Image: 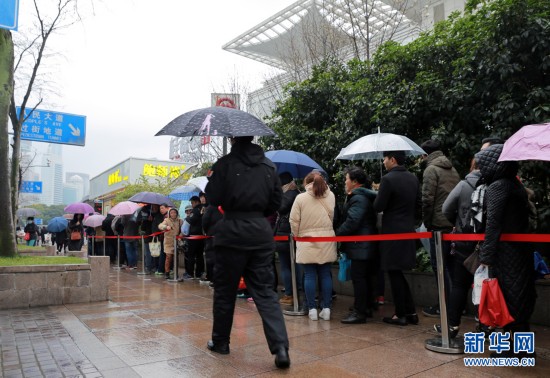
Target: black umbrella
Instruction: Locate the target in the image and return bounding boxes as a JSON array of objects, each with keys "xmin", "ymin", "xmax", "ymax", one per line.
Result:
[{"xmin": 155, "ymin": 106, "xmax": 276, "ymax": 138}]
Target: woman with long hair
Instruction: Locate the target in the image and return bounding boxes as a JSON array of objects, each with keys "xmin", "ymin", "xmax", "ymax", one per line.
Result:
[{"xmin": 290, "ymin": 171, "xmax": 337, "ymax": 321}]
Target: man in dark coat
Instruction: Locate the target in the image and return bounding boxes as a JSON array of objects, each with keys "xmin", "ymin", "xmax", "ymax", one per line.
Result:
[
  {"xmin": 152, "ymin": 204, "xmax": 170, "ymax": 275},
  {"xmin": 202, "ymin": 203, "xmax": 223, "ymax": 286},
  {"xmin": 420, "ymin": 139, "xmax": 460, "ymax": 317},
  {"xmin": 205, "ymin": 136, "xmax": 290, "ymax": 369},
  {"xmin": 337, "ymin": 166, "xmax": 379, "ymax": 324},
  {"xmin": 374, "ymin": 151, "xmax": 422, "ymax": 326},
  {"xmin": 184, "ymin": 196, "xmax": 205, "ymax": 279},
  {"xmin": 475, "ymin": 144, "xmax": 535, "ymax": 358}
]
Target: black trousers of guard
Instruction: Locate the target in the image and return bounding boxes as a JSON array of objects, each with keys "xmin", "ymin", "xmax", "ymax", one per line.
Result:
[{"xmin": 212, "ymin": 245, "xmax": 289, "ymax": 354}]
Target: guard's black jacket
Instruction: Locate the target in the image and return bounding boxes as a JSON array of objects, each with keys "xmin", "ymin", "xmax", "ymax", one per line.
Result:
[{"xmin": 205, "ymin": 140, "xmax": 282, "ymax": 251}]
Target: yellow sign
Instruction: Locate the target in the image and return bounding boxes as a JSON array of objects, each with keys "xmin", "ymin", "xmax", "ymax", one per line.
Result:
[
  {"xmin": 108, "ymin": 169, "xmax": 128, "ymax": 186},
  {"xmin": 143, "ymin": 164, "xmax": 187, "ymax": 179}
]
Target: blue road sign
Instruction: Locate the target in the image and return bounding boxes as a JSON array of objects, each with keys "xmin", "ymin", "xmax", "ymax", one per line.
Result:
[
  {"xmin": 21, "ymin": 181, "xmax": 43, "ymax": 194},
  {"xmin": 35, "ymin": 218, "xmax": 43, "ymax": 225},
  {"xmin": 0, "ymin": 0, "xmax": 19, "ymax": 31},
  {"xmin": 17, "ymin": 107, "xmax": 86, "ymax": 146}
]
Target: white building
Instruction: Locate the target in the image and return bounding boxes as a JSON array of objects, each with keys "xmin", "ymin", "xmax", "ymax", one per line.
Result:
[
  {"xmin": 223, "ymin": 0, "xmax": 467, "ymax": 119},
  {"xmin": 40, "ymin": 144, "xmax": 64, "ymax": 205}
]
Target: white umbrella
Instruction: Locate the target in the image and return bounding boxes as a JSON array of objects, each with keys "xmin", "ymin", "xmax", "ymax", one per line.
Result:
[
  {"xmin": 187, "ymin": 176, "xmax": 208, "ymax": 192},
  {"xmin": 83, "ymin": 214, "xmax": 106, "ymax": 228},
  {"xmin": 336, "ymin": 132, "xmax": 426, "ymax": 160}
]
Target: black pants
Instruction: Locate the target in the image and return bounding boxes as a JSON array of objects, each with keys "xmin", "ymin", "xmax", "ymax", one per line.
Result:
[
  {"xmin": 387, "ymin": 270, "xmax": 416, "ymax": 317},
  {"xmin": 448, "ymin": 256, "xmax": 474, "ymax": 327},
  {"xmin": 185, "ymin": 239, "xmax": 205, "ymax": 277},
  {"xmin": 351, "ymin": 259, "xmax": 379, "ymax": 316},
  {"xmin": 212, "ymin": 246, "xmax": 289, "ymax": 354}
]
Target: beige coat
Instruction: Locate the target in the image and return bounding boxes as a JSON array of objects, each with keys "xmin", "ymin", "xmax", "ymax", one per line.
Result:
[
  {"xmin": 289, "ymin": 184, "xmax": 337, "ymax": 264},
  {"xmin": 158, "ymin": 217, "xmax": 182, "ymax": 255}
]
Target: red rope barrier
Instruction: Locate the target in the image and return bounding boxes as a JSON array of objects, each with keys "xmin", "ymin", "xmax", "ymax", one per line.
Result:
[
  {"xmin": 442, "ymin": 233, "xmax": 550, "ymax": 243},
  {"xmin": 293, "ymin": 232, "xmax": 432, "ymax": 243}
]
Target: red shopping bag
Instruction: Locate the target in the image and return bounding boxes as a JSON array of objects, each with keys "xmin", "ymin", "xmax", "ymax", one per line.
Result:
[
  {"xmin": 238, "ymin": 277, "xmax": 247, "ymax": 290},
  {"xmin": 478, "ymin": 278, "xmax": 515, "ymax": 328}
]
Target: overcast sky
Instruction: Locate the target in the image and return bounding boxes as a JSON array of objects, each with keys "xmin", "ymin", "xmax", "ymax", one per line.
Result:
[{"xmin": 19, "ymin": 0, "xmax": 295, "ymax": 178}]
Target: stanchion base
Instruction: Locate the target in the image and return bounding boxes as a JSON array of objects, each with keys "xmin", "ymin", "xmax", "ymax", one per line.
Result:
[
  {"xmin": 283, "ymin": 308, "xmax": 307, "ymax": 316},
  {"xmin": 137, "ymin": 271, "xmax": 150, "ymax": 276},
  {"xmin": 167, "ymin": 278, "xmax": 183, "ymax": 283},
  {"xmin": 425, "ymin": 337, "xmax": 464, "ymax": 354}
]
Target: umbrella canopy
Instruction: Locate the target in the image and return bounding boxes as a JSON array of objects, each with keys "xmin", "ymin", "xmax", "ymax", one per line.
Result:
[
  {"xmin": 265, "ymin": 150, "xmax": 325, "ymax": 178},
  {"xmin": 128, "ymin": 191, "xmax": 175, "ymax": 207},
  {"xmin": 16, "ymin": 208, "xmax": 40, "ymax": 218},
  {"xmin": 336, "ymin": 132, "xmax": 426, "ymax": 160},
  {"xmin": 156, "ymin": 106, "xmax": 276, "ymax": 138},
  {"xmin": 109, "ymin": 201, "xmax": 143, "ymax": 216},
  {"xmin": 169, "ymin": 185, "xmax": 200, "ymax": 201},
  {"xmin": 47, "ymin": 217, "xmax": 68, "ymax": 233},
  {"xmin": 187, "ymin": 176, "xmax": 208, "ymax": 192},
  {"xmin": 64, "ymin": 202, "xmax": 94, "ymax": 214},
  {"xmin": 83, "ymin": 214, "xmax": 106, "ymax": 228},
  {"xmin": 499, "ymin": 123, "xmax": 550, "ymax": 162}
]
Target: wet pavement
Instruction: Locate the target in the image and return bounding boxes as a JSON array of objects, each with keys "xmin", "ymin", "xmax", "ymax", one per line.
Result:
[{"xmin": 1, "ymin": 268, "xmax": 549, "ymax": 377}]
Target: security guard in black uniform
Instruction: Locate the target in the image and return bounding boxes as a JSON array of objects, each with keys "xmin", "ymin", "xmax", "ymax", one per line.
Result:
[{"xmin": 205, "ymin": 136, "xmax": 290, "ymax": 369}]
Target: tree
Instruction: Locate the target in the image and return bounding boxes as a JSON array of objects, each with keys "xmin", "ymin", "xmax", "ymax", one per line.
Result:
[
  {"xmin": 8, "ymin": 0, "xmax": 92, "ymax": 229},
  {"xmin": 0, "ymin": 30, "xmax": 16, "ymax": 256}
]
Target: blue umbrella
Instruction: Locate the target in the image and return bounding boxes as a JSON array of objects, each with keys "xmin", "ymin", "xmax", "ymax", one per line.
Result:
[
  {"xmin": 169, "ymin": 186, "xmax": 200, "ymax": 201},
  {"xmin": 47, "ymin": 216, "xmax": 68, "ymax": 233},
  {"xmin": 265, "ymin": 150, "xmax": 325, "ymax": 179}
]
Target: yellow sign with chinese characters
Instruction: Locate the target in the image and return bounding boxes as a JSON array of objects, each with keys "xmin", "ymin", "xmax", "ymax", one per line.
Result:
[
  {"xmin": 108, "ymin": 169, "xmax": 128, "ymax": 186},
  {"xmin": 143, "ymin": 164, "xmax": 188, "ymax": 179}
]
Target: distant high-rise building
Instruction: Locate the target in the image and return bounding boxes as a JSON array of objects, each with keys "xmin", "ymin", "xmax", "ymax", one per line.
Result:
[
  {"xmin": 65, "ymin": 172, "xmax": 90, "ymax": 198},
  {"xmin": 40, "ymin": 144, "xmax": 63, "ymax": 205},
  {"xmin": 63, "ymin": 174, "xmax": 84, "ymax": 204}
]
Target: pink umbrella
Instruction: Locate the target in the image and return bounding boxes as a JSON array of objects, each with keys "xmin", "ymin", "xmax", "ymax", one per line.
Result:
[
  {"xmin": 64, "ymin": 202, "xmax": 94, "ymax": 214},
  {"xmin": 499, "ymin": 123, "xmax": 550, "ymax": 162},
  {"xmin": 83, "ymin": 214, "xmax": 106, "ymax": 228},
  {"xmin": 109, "ymin": 201, "xmax": 142, "ymax": 216}
]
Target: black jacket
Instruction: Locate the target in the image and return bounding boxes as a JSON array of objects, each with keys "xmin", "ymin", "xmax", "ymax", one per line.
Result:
[
  {"xmin": 275, "ymin": 188, "xmax": 299, "ymax": 235},
  {"xmin": 336, "ymin": 187, "xmax": 378, "ymax": 260},
  {"xmin": 205, "ymin": 141, "xmax": 282, "ymax": 250},
  {"xmin": 185, "ymin": 204, "xmax": 204, "ymax": 235},
  {"xmin": 373, "ymin": 166, "xmax": 421, "ymax": 271},
  {"xmin": 202, "ymin": 204, "xmax": 223, "ymax": 255},
  {"xmin": 475, "ymin": 144, "xmax": 535, "ymax": 323}
]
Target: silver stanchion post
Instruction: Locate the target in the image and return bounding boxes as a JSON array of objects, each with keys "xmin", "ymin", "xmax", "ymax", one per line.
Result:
[
  {"xmin": 425, "ymin": 231, "xmax": 464, "ymax": 353},
  {"xmin": 167, "ymin": 236, "xmax": 183, "ymax": 283},
  {"xmin": 283, "ymin": 234, "xmax": 306, "ymax": 316},
  {"xmin": 103, "ymin": 237, "xmax": 106, "ymax": 256},
  {"xmin": 113, "ymin": 235, "xmax": 121, "ymax": 270},
  {"xmin": 137, "ymin": 234, "xmax": 148, "ymax": 276},
  {"xmin": 91, "ymin": 235, "xmax": 95, "ymax": 256}
]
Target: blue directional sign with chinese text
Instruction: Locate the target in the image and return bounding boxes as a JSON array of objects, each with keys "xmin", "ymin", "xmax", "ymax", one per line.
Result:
[
  {"xmin": 35, "ymin": 218, "xmax": 43, "ymax": 225},
  {"xmin": 17, "ymin": 107, "xmax": 86, "ymax": 146},
  {"xmin": 21, "ymin": 181, "xmax": 43, "ymax": 194},
  {"xmin": 0, "ymin": 0, "xmax": 19, "ymax": 31}
]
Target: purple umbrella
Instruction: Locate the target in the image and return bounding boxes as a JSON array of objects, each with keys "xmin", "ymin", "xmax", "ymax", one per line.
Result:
[
  {"xmin": 128, "ymin": 191, "xmax": 174, "ymax": 207},
  {"xmin": 64, "ymin": 202, "xmax": 94, "ymax": 214},
  {"xmin": 499, "ymin": 123, "xmax": 550, "ymax": 162}
]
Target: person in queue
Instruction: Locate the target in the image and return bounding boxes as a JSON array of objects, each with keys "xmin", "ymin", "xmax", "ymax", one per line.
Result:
[
  {"xmin": 475, "ymin": 144, "xmax": 536, "ymax": 359},
  {"xmin": 204, "ymin": 136, "xmax": 290, "ymax": 369},
  {"xmin": 373, "ymin": 150, "xmax": 421, "ymax": 326},
  {"xmin": 289, "ymin": 170, "xmax": 337, "ymax": 321},
  {"xmin": 274, "ymin": 171, "xmax": 302, "ymax": 305},
  {"xmin": 67, "ymin": 214, "xmax": 84, "ymax": 251},
  {"xmin": 158, "ymin": 208, "xmax": 183, "ymax": 279},
  {"xmin": 420, "ymin": 139, "xmax": 460, "ymax": 317},
  {"xmin": 152, "ymin": 203, "xmax": 170, "ymax": 275},
  {"xmin": 337, "ymin": 166, "xmax": 379, "ymax": 324},
  {"xmin": 185, "ymin": 196, "xmax": 205, "ymax": 279}
]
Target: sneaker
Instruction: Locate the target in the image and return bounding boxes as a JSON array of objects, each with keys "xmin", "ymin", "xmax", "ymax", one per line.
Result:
[
  {"xmin": 182, "ymin": 273, "xmax": 193, "ymax": 280},
  {"xmin": 319, "ymin": 308, "xmax": 331, "ymax": 321},
  {"xmin": 199, "ymin": 278, "xmax": 210, "ymax": 285},
  {"xmin": 422, "ymin": 305, "xmax": 440, "ymax": 317},
  {"xmin": 434, "ymin": 324, "xmax": 459, "ymax": 339},
  {"xmin": 279, "ymin": 295, "xmax": 293, "ymax": 305},
  {"xmin": 247, "ymin": 297, "xmax": 254, "ymax": 303},
  {"xmin": 308, "ymin": 308, "xmax": 318, "ymax": 321},
  {"xmin": 376, "ymin": 296, "xmax": 385, "ymax": 305},
  {"xmin": 155, "ymin": 271, "xmax": 164, "ymax": 276}
]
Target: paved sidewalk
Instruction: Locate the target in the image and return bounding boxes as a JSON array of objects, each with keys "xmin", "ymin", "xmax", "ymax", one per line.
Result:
[{"xmin": 1, "ymin": 268, "xmax": 549, "ymax": 377}]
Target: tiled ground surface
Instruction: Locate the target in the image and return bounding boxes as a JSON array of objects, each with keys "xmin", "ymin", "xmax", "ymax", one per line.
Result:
[{"xmin": 1, "ymin": 268, "xmax": 549, "ymax": 377}]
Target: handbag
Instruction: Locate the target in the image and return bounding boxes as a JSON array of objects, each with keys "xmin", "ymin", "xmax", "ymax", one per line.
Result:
[
  {"xmin": 70, "ymin": 230, "xmax": 81, "ymax": 241},
  {"xmin": 24, "ymin": 232, "xmax": 30, "ymax": 241},
  {"xmin": 338, "ymin": 252, "xmax": 351, "ymax": 282},
  {"xmin": 478, "ymin": 278, "xmax": 515, "ymax": 328},
  {"xmin": 150, "ymin": 237, "xmax": 161, "ymax": 257},
  {"xmin": 472, "ymin": 265, "xmax": 488, "ymax": 305},
  {"xmin": 463, "ymin": 243, "xmax": 481, "ymax": 275}
]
